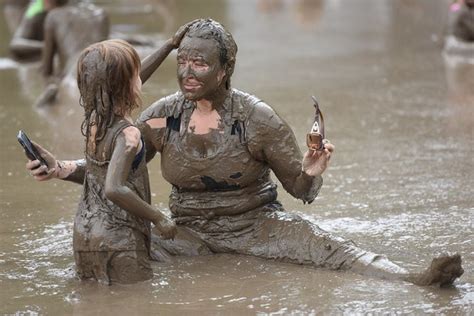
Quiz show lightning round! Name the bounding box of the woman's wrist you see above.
[301,168,317,180]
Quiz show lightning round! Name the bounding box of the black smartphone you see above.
[17,130,49,168]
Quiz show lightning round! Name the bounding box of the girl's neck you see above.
[113,111,133,124]
[123,113,133,123]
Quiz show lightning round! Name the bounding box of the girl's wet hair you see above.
[186,19,238,89]
[77,39,141,154]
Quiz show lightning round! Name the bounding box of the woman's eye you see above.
[194,61,207,68]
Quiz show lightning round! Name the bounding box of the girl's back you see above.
[74,118,151,253]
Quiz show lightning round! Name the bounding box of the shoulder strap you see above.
[231,89,263,145]
[103,120,133,161]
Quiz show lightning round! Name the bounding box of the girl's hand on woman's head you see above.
[171,19,200,48]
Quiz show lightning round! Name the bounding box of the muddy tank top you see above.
[157,90,278,217]
[74,119,151,252]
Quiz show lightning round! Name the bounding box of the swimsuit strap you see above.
[131,138,144,171]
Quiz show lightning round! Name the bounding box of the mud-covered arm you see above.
[9,13,44,59]
[140,39,175,84]
[57,159,85,184]
[136,121,162,163]
[140,22,193,84]
[104,128,164,223]
[104,127,176,239]
[247,103,323,203]
[136,96,173,162]
[41,13,55,78]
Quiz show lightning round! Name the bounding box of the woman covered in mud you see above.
[27,19,464,286]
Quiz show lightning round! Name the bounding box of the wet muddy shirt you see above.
[74,120,151,252]
[138,89,322,218]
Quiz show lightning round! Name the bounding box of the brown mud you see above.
[1,0,472,314]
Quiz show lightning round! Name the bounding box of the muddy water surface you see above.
[1,0,472,314]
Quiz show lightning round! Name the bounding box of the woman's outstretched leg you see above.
[351,252,463,286]
[160,207,464,286]
[235,210,464,287]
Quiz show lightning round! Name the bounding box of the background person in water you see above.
[35,1,109,107]
[27,19,464,287]
[3,0,30,35]
[449,0,474,42]
[9,0,68,60]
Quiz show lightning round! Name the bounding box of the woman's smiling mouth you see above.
[183,78,202,90]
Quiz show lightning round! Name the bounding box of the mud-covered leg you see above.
[240,211,374,270]
[150,225,213,262]
[239,211,463,286]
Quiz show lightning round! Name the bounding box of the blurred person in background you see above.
[3,0,30,35]
[449,0,474,42]
[9,0,68,60]
[35,0,109,106]
[444,0,474,56]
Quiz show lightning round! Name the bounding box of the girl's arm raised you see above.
[140,21,195,84]
[104,126,176,239]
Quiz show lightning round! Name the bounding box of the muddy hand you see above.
[171,19,199,48]
[302,139,334,176]
[25,141,58,181]
[153,217,177,240]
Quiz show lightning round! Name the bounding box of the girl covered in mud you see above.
[72,39,176,284]
[26,33,189,284]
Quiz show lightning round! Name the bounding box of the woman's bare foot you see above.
[409,254,464,287]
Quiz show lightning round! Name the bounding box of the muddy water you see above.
[1,0,472,314]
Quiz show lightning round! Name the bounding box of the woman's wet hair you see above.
[77,39,141,153]
[186,19,238,89]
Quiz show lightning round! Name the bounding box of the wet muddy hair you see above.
[77,39,141,154]
[186,18,238,89]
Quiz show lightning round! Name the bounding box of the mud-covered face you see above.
[177,36,226,101]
